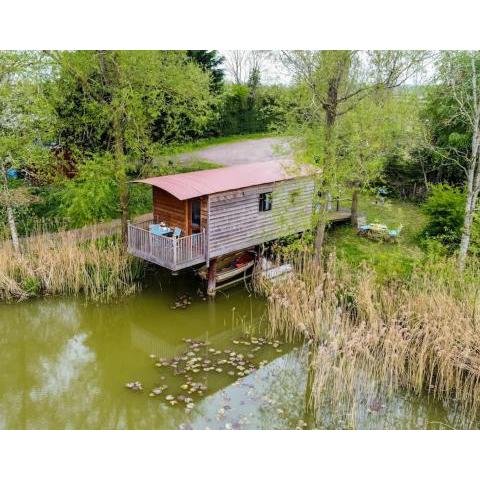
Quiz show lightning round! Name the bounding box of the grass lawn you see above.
[327,195,427,279]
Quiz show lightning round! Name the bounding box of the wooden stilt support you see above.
[207,257,217,297]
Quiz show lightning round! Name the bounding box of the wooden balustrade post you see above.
[173,237,177,268]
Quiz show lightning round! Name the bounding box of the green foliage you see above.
[55,154,120,227]
[47,51,217,157]
[216,84,294,135]
[22,276,41,295]
[421,184,465,249]
[186,50,224,93]
[413,83,471,188]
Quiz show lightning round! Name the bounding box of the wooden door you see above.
[188,198,201,235]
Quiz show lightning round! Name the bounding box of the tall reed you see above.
[0,227,144,301]
[256,253,480,427]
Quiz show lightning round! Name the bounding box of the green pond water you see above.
[0,273,474,429]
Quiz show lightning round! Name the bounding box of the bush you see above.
[421,184,465,249]
[56,154,120,228]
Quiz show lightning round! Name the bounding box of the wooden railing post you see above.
[203,228,207,263]
[173,237,177,268]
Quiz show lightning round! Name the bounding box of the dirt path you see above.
[178,137,293,166]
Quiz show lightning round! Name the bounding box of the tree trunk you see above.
[458,178,479,270]
[458,56,480,270]
[459,210,474,270]
[315,120,336,253]
[6,204,20,252]
[1,163,20,253]
[351,188,359,227]
[315,190,329,258]
[314,57,347,253]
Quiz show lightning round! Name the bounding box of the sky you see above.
[219,50,437,86]
[219,50,294,85]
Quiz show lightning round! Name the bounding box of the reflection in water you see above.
[31,333,95,401]
[0,273,475,429]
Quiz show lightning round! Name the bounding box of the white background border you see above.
[1,1,480,478]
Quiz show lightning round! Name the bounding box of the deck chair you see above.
[172,227,182,239]
[387,224,403,242]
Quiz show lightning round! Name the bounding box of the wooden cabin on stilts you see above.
[127,160,356,296]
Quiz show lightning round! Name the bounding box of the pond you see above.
[0,273,474,429]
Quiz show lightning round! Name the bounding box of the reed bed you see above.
[255,253,480,427]
[0,227,144,301]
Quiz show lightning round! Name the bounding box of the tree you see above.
[281,50,429,251]
[435,51,480,268]
[224,50,268,85]
[0,51,52,250]
[187,50,224,93]
[46,51,215,238]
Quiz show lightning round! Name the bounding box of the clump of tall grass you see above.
[0,227,144,302]
[256,253,480,427]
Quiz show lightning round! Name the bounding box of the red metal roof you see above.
[134,160,313,200]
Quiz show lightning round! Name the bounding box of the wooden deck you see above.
[127,220,206,271]
[328,208,352,223]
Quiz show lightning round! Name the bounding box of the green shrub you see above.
[421,184,465,250]
[22,276,41,295]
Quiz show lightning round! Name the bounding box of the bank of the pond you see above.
[0,231,144,301]
[258,252,480,429]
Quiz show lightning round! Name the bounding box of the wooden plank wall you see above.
[152,187,188,233]
[207,177,314,258]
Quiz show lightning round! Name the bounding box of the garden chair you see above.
[387,224,403,242]
[172,227,182,239]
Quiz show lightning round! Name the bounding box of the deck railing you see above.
[127,221,206,270]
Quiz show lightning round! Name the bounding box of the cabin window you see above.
[259,192,273,212]
[290,189,300,204]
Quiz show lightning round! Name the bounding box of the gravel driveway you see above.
[178,137,293,166]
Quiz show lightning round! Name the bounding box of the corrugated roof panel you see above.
[134,160,314,200]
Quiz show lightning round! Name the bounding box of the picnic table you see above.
[358,223,402,242]
[149,224,172,236]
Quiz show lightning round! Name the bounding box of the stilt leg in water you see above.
[207,258,217,297]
